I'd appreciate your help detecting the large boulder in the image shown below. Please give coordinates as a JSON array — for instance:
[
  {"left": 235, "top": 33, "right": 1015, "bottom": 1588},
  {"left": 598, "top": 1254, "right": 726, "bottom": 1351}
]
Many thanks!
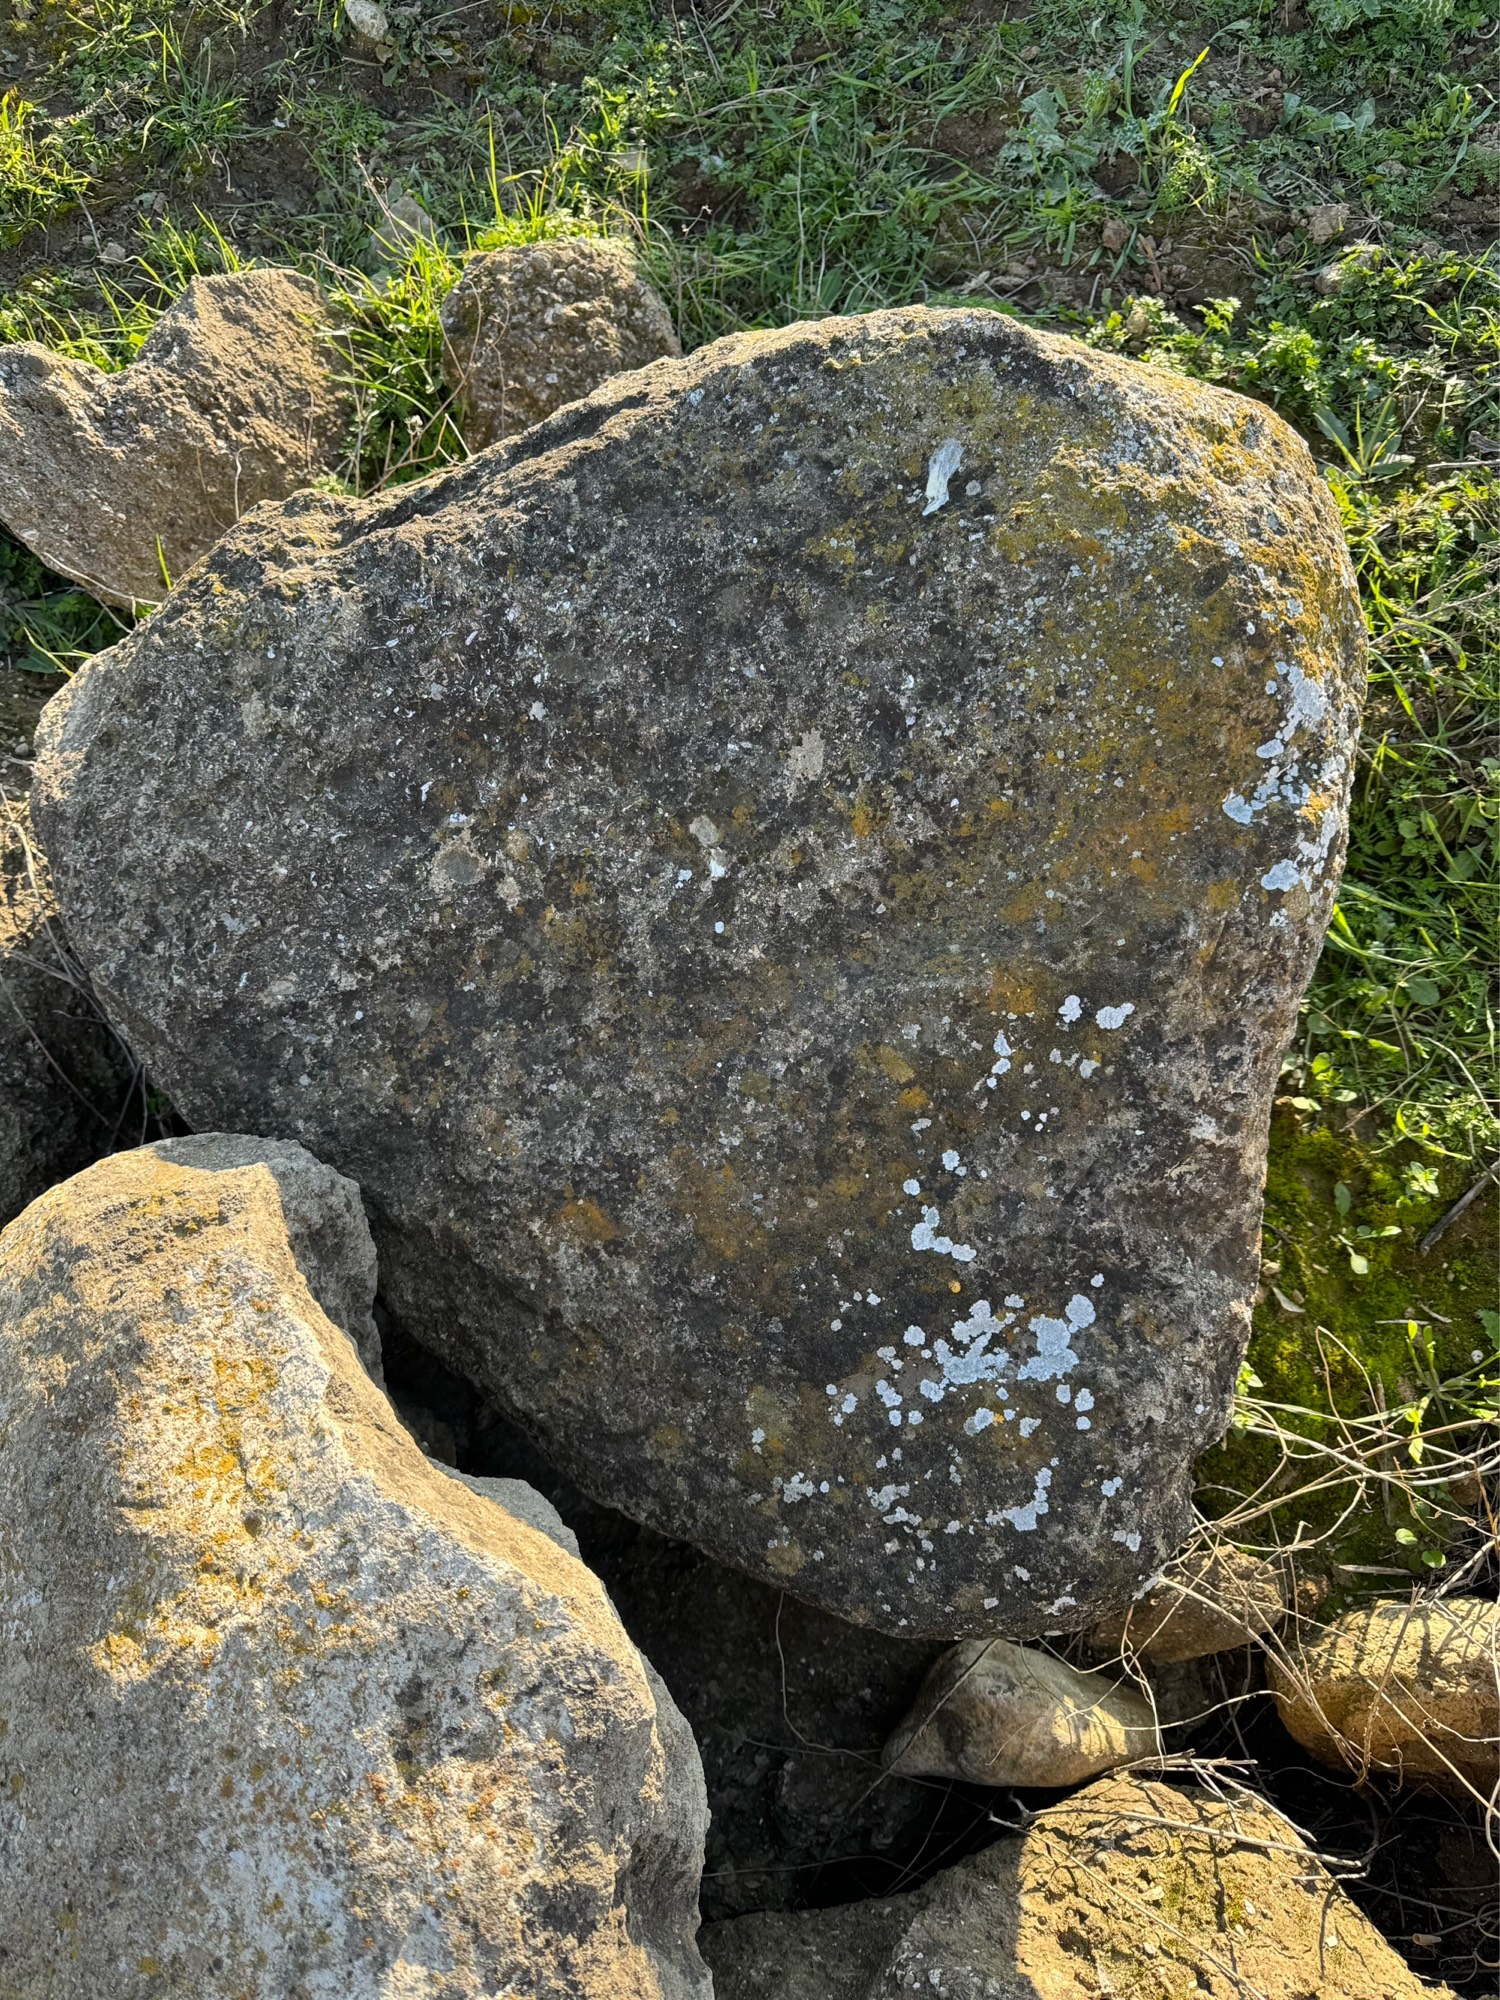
[
  {"left": 440, "top": 237, "right": 680, "bottom": 448},
  {"left": 0, "top": 796, "right": 134, "bottom": 1227},
  {"left": 0, "top": 1138, "right": 709, "bottom": 2000},
  {"left": 1269, "top": 1596, "right": 1499, "bottom": 1796},
  {"left": 33, "top": 305, "right": 1366, "bottom": 1638},
  {"left": 702, "top": 1773, "right": 1459, "bottom": 2000},
  {"left": 0, "top": 269, "right": 349, "bottom": 607},
  {"left": 882, "top": 1636, "right": 1160, "bottom": 1787}
]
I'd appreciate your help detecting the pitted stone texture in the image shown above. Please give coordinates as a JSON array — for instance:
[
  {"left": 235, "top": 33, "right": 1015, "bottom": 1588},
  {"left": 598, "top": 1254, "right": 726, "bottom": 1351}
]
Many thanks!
[
  {"left": 0, "top": 269, "right": 348, "bottom": 606},
  {"left": 34, "top": 306, "right": 1366, "bottom": 1638},
  {"left": 0, "top": 797, "right": 133, "bottom": 1227},
  {"left": 702, "top": 1774, "right": 1459, "bottom": 2000},
  {"left": 882, "top": 1637, "right": 1159, "bottom": 1787},
  {"left": 440, "top": 238, "right": 680, "bottom": 448},
  {"left": 0, "top": 1141, "right": 709, "bottom": 2000}
]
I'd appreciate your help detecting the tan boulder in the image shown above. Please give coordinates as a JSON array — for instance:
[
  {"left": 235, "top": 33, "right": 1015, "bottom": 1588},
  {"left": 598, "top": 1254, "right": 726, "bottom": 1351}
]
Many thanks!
[
  {"left": 0, "top": 1137, "right": 709, "bottom": 2000},
  {"left": 439, "top": 237, "right": 680, "bottom": 448},
  {"left": 1086, "top": 1541, "right": 1288, "bottom": 1662},
  {"left": 703, "top": 1773, "right": 1460, "bottom": 2000},
  {"left": 1269, "top": 1595, "right": 1499, "bottom": 1796},
  {"left": 0, "top": 268, "right": 349, "bottom": 606},
  {"left": 882, "top": 1637, "right": 1160, "bottom": 1787}
]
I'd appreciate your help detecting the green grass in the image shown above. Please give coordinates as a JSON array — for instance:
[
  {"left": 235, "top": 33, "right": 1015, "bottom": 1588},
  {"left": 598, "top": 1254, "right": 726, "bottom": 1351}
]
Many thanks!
[{"left": 0, "top": 0, "right": 1495, "bottom": 1583}]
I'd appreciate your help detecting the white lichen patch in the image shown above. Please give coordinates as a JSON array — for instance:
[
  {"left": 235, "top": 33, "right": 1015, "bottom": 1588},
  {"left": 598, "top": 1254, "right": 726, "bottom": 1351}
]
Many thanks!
[
  {"left": 1016, "top": 1291, "right": 1095, "bottom": 1382},
  {"left": 992, "top": 1464, "right": 1052, "bottom": 1532},
  {"left": 921, "top": 437, "right": 964, "bottom": 516},
  {"left": 1222, "top": 659, "right": 1349, "bottom": 896},
  {"left": 910, "top": 1202, "right": 977, "bottom": 1263},
  {"left": 1094, "top": 1002, "right": 1135, "bottom": 1030}
]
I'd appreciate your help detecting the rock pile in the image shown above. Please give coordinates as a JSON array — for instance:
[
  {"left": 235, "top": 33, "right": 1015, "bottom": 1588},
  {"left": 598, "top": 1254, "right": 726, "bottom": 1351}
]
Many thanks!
[
  {"left": 13, "top": 274, "right": 1465, "bottom": 1997},
  {"left": 0, "top": 269, "right": 348, "bottom": 606},
  {"left": 34, "top": 303, "right": 1367, "bottom": 1640},
  {"left": 0, "top": 1138, "right": 709, "bottom": 1999}
]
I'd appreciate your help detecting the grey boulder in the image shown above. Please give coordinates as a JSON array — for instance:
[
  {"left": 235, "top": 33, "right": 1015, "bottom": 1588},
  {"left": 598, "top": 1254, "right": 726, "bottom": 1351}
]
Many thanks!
[
  {"left": 0, "top": 269, "right": 349, "bottom": 606},
  {"left": 0, "top": 1137, "right": 709, "bottom": 2000},
  {"left": 34, "top": 304, "right": 1366, "bottom": 1638}
]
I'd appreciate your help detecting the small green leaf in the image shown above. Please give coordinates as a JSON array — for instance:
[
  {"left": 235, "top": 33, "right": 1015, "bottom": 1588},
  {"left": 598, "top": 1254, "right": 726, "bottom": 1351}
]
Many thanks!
[
  {"left": 1405, "top": 976, "right": 1440, "bottom": 1006},
  {"left": 1347, "top": 1250, "right": 1369, "bottom": 1275},
  {"left": 1334, "top": 1181, "right": 1352, "bottom": 1215},
  {"left": 1421, "top": 1549, "right": 1445, "bottom": 1569},
  {"left": 1394, "top": 1527, "right": 1418, "bottom": 1545}
]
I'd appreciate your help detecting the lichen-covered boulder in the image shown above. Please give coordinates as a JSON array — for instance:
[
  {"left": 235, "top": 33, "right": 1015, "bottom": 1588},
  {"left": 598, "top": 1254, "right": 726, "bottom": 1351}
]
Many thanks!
[
  {"left": 882, "top": 1637, "right": 1159, "bottom": 1787},
  {"left": 440, "top": 237, "right": 680, "bottom": 448},
  {"left": 0, "top": 1138, "right": 709, "bottom": 2000},
  {"left": 702, "top": 1774, "right": 1460, "bottom": 2000},
  {"left": 34, "top": 306, "right": 1365, "bottom": 1638},
  {"left": 0, "top": 269, "right": 349, "bottom": 606},
  {"left": 0, "top": 797, "right": 134, "bottom": 1226},
  {"left": 1269, "top": 1596, "right": 1499, "bottom": 1796}
]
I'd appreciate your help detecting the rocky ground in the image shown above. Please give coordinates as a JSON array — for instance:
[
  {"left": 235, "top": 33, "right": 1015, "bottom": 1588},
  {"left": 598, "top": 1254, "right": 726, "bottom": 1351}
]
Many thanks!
[{"left": 0, "top": 1, "right": 1496, "bottom": 1994}]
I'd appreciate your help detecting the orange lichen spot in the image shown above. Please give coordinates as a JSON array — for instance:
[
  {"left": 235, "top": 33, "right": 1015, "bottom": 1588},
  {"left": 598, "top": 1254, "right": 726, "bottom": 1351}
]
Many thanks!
[
  {"left": 570, "top": 879, "right": 592, "bottom": 899},
  {"left": 899, "top": 1086, "right": 930, "bottom": 1112},
  {"left": 851, "top": 794, "right": 879, "bottom": 840}
]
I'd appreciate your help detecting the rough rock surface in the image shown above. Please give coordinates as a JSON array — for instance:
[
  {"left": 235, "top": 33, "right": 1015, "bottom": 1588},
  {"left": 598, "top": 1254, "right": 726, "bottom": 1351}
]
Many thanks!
[
  {"left": 883, "top": 1637, "right": 1159, "bottom": 1787},
  {"left": 35, "top": 305, "right": 1366, "bottom": 1638},
  {"left": 0, "top": 797, "right": 134, "bottom": 1227},
  {"left": 0, "top": 269, "right": 348, "bottom": 606},
  {"left": 0, "top": 1140, "right": 709, "bottom": 2000},
  {"left": 701, "top": 1773, "right": 1460, "bottom": 2000},
  {"left": 1086, "top": 1541, "right": 1288, "bottom": 1662},
  {"left": 440, "top": 238, "right": 680, "bottom": 448},
  {"left": 1269, "top": 1596, "right": 1499, "bottom": 1795}
]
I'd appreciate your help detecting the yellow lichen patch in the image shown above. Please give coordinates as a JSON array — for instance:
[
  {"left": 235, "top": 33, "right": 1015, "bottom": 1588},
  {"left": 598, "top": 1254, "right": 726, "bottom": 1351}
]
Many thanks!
[
  {"left": 551, "top": 1198, "right": 620, "bottom": 1247},
  {"left": 850, "top": 791, "right": 881, "bottom": 840},
  {"left": 876, "top": 1044, "right": 916, "bottom": 1086},
  {"left": 987, "top": 967, "right": 1038, "bottom": 1016}
]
